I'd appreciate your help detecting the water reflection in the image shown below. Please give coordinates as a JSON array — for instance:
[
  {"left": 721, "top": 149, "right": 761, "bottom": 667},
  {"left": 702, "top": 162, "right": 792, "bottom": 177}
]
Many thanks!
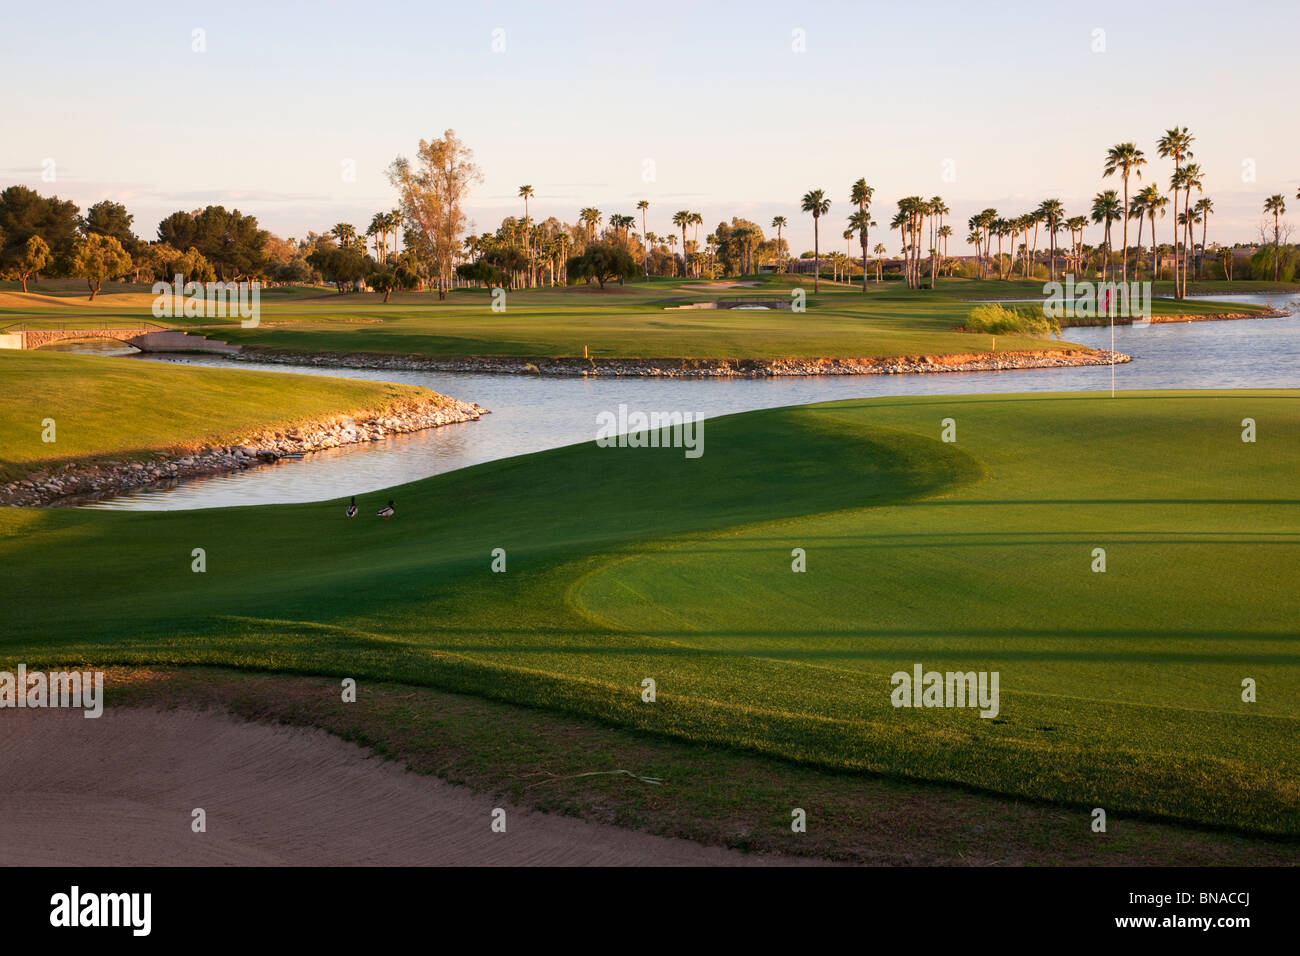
[{"left": 86, "top": 310, "right": 1300, "bottom": 511}]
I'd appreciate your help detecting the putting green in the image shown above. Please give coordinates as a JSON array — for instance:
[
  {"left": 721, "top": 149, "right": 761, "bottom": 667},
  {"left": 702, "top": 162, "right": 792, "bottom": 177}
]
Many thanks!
[{"left": 2, "top": 390, "right": 1296, "bottom": 835}]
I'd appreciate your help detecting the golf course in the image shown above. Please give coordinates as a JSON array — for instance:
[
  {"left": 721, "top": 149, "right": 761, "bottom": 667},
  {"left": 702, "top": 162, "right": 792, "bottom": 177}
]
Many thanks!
[
  {"left": 0, "top": 274, "right": 1276, "bottom": 363},
  {"left": 4, "top": 381, "right": 1296, "bottom": 845}
]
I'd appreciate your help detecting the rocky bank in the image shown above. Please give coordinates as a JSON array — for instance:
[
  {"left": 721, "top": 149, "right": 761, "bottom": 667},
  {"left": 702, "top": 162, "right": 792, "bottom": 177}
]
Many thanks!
[
  {"left": 2, "top": 392, "right": 486, "bottom": 507},
  {"left": 232, "top": 346, "right": 1131, "bottom": 379}
]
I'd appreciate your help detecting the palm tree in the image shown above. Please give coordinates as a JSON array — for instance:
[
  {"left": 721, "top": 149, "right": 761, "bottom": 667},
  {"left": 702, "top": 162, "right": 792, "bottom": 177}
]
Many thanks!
[
  {"left": 367, "top": 212, "right": 389, "bottom": 264},
  {"left": 1177, "top": 205, "right": 1202, "bottom": 287},
  {"left": 689, "top": 212, "right": 704, "bottom": 275},
  {"left": 578, "top": 207, "right": 602, "bottom": 243},
  {"left": 518, "top": 186, "right": 535, "bottom": 286},
  {"left": 1128, "top": 188, "right": 1150, "bottom": 276},
  {"left": 1263, "top": 194, "right": 1287, "bottom": 281},
  {"left": 771, "top": 216, "right": 788, "bottom": 273},
  {"left": 989, "top": 217, "right": 1007, "bottom": 279},
  {"left": 800, "top": 189, "right": 831, "bottom": 291},
  {"left": 1193, "top": 197, "right": 1213, "bottom": 280},
  {"left": 1102, "top": 143, "right": 1146, "bottom": 284},
  {"left": 387, "top": 209, "right": 403, "bottom": 260},
  {"left": 671, "top": 210, "right": 692, "bottom": 277},
  {"left": 895, "top": 212, "right": 913, "bottom": 284},
  {"left": 636, "top": 200, "right": 650, "bottom": 277},
  {"left": 1180, "top": 163, "right": 1203, "bottom": 292},
  {"left": 937, "top": 225, "right": 952, "bottom": 275},
  {"left": 850, "top": 179, "right": 874, "bottom": 290},
  {"left": 1037, "top": 200, "right": 1066, "bottom": 281},
  {"left": 1157, "top": 127, "right": 1194, "bottom": 296},
  {"left": 872, "top": 242, "right": 886, "bottom": 282},
  {"left": 1143, "top": 189, "right": 1169, "bottom": 282},
  {"left": 332, "top": 222, "right": 357, "bottom": 248},
  {"left": 1065, "top": 215, "right": 1088, "bottom": 275},
  {"left": 1090, "top": 191, "right": 1121, "bottom": 282},
  {"left": 1014, "top": 215, "right": 1031, "bottom": 277},
  {"left": 928, "top": 198, "right": 948, "bottom": 289}
]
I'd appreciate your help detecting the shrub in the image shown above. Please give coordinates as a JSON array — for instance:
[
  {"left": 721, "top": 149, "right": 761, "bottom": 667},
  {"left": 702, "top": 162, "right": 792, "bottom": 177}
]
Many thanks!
[{"left": 963, "top": 302, "right": 1060, "bottom": 338}]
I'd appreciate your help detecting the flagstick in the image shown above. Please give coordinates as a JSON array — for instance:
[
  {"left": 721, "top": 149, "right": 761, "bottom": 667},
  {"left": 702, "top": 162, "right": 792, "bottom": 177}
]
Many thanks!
[{"left": 1110, "top": 309, "right": 1115, "bottom": 398}]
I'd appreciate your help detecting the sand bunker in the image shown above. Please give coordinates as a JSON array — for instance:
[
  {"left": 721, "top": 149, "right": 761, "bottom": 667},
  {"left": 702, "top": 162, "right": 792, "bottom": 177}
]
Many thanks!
[{"left": 0, "top": 707, "right": 807, "bottom": 866}]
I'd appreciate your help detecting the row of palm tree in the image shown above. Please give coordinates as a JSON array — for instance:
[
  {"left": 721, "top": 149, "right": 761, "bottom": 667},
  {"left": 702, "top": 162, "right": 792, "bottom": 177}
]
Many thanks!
[
  {"left": 493, "top": 128, "right": 1289, "bottom": 291},
  {"left": 783, "top": 126, "right": 1295, "bottom": 296}
]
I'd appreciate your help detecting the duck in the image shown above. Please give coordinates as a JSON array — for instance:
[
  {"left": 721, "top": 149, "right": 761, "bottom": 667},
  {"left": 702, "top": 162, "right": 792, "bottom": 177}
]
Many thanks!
[
  {"left": 345, "top": 496, "right": 358, "bottom": 518},
  {"left": 377, "top": 499, "right": 395, "bottom": 520}
]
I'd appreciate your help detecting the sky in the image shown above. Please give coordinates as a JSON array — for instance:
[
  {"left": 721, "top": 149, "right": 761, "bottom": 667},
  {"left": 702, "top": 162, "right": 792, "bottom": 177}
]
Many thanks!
[{"left": 5, "top": 0, "right": 1297, "bottom": 254}]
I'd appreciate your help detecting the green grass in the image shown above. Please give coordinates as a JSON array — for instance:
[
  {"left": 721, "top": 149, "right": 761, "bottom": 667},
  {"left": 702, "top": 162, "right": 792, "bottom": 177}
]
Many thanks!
[
  {"left": 0, "top": 349, "right": 442, "bottom": 482},
  {"left": 3, "top": 389, "right": 1297, "bottom": 836},
  {"left": 3, "top": 274, "right": 1281, "bottom": 361}
]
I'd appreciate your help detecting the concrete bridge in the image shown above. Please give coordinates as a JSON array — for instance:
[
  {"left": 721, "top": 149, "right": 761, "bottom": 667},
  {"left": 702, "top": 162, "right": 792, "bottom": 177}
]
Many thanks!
[{"left": 0, "top": 322, "right": 241, "bottom": 354}]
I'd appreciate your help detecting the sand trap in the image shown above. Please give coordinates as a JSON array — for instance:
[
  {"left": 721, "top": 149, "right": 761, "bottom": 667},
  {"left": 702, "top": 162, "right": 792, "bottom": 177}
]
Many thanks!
[
  {"left": 697, "top": 281, "right": 759, "bottom": 289},
  {"left": 0, "top": 708, "right": 809, "bottom": 866}
]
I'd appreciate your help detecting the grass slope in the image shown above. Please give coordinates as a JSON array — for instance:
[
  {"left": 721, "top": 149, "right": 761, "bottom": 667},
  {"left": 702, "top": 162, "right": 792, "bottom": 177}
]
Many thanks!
[
  {"left": 0, "top": 350, "right": 441, "bottom": 481},
  {"left": 2, "top": 390, "right": 1297, "bottom": 836}
]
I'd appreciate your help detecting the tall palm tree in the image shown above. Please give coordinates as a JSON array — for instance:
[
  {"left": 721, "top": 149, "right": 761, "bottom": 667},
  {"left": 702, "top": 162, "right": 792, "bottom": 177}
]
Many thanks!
[
  {"left": 989, "top": 217, "right": 1008, "bottom": 279},
  {"left": 1148, "top": 193, "right": 1169, "bottom": 282},
  {"left": 1037, "top": 199, "right": 1066, "bottom": 282},
  {"left": 771, "top": 216, "right": 788, "bottom": 273},
  {"left": 1180, "top": 163, "right": 1203, "bottom": 293},
  {"left": 1263, "top": 194, "right": 1287, "bottom": 281},
  {"left": 366, "top": 212, "right": 387, "bottom": 263},
  {"left": 894, "top": 211, "right": 912, "bottom": 284},
  {"left": 937, "top": 225, "right": 952, "bottom": 275},
  {"left": 1102, "top": 143, "right": 1146, "bottom": 285},
  {"left": 1090, "top": 190, "right": 1121, "bottom": 282},
  {"left": 671, "top": 210, "right": 691, "bottom": 277},
  {"left": 636, "top": 200, "right": 650, "bottom": 277},
  {"left": 1013, "top": 215, "right": 1031, "bottom": 277},
  {"left": 1065, "top": 215, "right": 1088, "bottom": 275},
  {"left": 689, "top": 212, "right": 703, "bottom": 275},
  {"left": 1193, "top": 197, "right": 1213, "bottom": 280},
  {"left": 1157, "top": 127, "right": 1194, "bottom": 296},
  {"left": 1127, "top": 190, "right": 1150, "bottom": 277},
  {"left": 387, "top": 209, "right": 403, "bottom": 259},
  {"left": 929, "top": 198, "right": 949, "bottom": 289},
  {"left": 872, "top": 242, "right": 886, "bottom": 282},
  {"left": 851, "top": 179, "right": 874, "bottom": 290},
  {"left": 517, "top": 186, "right": 535, "bottom": 285},
  {"left": 332, "top": 222, "right": 357, "bottom": 248},
  {"left": 578, "top": 207, "right": 602, "bottom": 242},
  {"left": 800, "top": 189, "right": 831, "bottom": 291}
]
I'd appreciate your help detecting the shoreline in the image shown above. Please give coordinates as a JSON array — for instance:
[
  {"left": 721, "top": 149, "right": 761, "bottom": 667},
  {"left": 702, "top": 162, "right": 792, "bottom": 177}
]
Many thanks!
[
  {"left": 1, "top": 391, "right": 487, "bottom": 508},
  {"left": 1062, "top": 308, "right": 1288, "bottom": 328},
  {"left": 231, "top": 346, "right": 1132, "bottom": 378}
]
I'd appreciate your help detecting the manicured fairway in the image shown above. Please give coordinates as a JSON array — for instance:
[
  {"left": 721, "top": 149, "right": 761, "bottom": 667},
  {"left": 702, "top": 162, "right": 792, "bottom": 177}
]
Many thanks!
[
  {"left": 2, "top": 390, "right": 1297, "bottom": 835},
  {"left": 0, "top": 350, "right": 445, "bottom": 482},
  {"left": 3, "top": 276, "right": 1279, "bottom": 361}
]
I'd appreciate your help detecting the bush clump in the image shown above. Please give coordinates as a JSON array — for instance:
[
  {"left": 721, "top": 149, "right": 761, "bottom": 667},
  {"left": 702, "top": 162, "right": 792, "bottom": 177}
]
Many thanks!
[{"left": 963, "top": 303, "right": 1059, "bottom": 338}]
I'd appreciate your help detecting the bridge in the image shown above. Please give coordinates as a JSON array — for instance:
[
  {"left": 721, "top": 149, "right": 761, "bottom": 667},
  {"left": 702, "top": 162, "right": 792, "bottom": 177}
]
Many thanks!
[{"left": 0, "top": 321, "right": 241, "bottom": 354}]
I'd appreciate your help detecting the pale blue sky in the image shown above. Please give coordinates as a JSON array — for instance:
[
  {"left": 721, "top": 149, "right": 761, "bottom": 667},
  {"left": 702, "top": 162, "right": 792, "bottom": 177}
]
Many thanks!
[{"left": 5, "top": 0, "right": 1296, "bottom": 251}]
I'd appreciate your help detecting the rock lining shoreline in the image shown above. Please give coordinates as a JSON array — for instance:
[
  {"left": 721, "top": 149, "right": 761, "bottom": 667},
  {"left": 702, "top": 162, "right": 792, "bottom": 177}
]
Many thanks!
[
  {"left": 2, "top": 392, "right": 486, "bottom": 508},
  {"left": 232, "top": 346, "right": 1132, "bottom": 379}
]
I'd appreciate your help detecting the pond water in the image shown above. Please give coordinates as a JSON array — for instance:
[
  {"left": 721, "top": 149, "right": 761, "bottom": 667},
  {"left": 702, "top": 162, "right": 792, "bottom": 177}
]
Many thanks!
[{"left": 84, "top": 311, "right": 1300, "bottom": 511}]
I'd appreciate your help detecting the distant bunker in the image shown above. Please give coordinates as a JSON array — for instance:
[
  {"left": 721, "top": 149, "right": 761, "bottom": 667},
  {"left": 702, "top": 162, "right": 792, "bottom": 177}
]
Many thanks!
[{"left": 665, "top": 298, "right": 792, "bottom": 311}]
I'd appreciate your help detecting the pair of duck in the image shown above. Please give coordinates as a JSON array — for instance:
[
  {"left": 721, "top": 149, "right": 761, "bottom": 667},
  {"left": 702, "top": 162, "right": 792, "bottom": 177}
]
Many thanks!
[{"left": 346, "top": 496, "right": 395, "bottom": 520}]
